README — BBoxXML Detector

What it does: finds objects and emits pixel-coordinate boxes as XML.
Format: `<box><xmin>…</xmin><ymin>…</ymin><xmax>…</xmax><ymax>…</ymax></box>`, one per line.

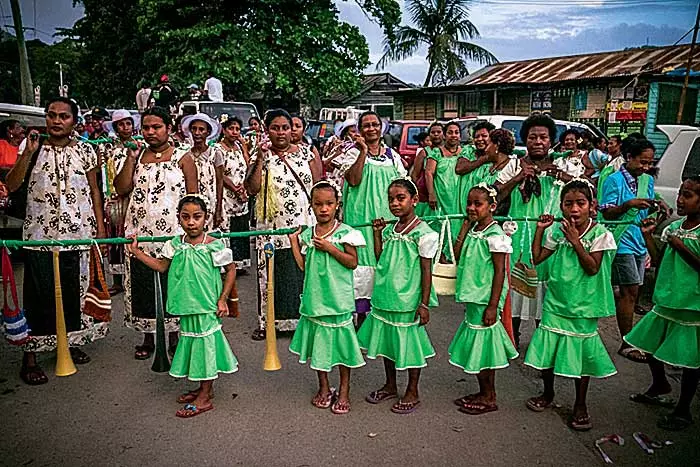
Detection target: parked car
<box><xmin>305</xmin><ymin>120</ymin><xmax>335</xmax><ymax>150</ymax></box>
<box><xmin>178</xmin><ymin>101</ymin><xmax>260</xmax><ymax>128</ymax></box>
<box><xmin>453</xmin><ymin>115</ymin><xmax>605</xmax><ymax>150</ymax></box>
<box><xmin>653</xmin><ymin>124</ymin><xmax>700</xmax><ymax>216</ymax></box>
<box><xmin>386</xmin><ymin>120</ymin><xmax>432</xmax><ymax>169</ymax></box>
<box><xmin>0</xmin><ymin>103</ymin><xmax>46</xmax><ymax>128</ymax></box>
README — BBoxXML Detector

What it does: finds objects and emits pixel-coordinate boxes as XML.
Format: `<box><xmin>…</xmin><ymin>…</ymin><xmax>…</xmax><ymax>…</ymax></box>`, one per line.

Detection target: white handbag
<box><xmin>432</xmin><ymin>219</ymin><xmax>457</xmax><ymax>295</ymax></box>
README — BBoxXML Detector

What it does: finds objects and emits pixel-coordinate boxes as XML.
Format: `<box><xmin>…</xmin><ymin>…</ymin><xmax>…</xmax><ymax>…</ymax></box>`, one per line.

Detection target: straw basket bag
<box><xmin>432</xmin><ymin>219</ymin><xmax>457</xmax><ymax>295</ymax></box>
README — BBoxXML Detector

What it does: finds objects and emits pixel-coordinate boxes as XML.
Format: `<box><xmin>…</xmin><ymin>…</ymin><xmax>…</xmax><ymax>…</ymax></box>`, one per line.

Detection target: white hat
<box><xmin>182</xmin><ymin>112</ymin><xmax>222</xmax><ymax>142</ymax></box>
<box><xmin>103</xmin><ymin>109</ymin><xmax>140</xmax><ymax>134</ymax></box>
<box><xmin>334</xmin><ymin>118</ymin><xmax>357</xmax><ymax>138</ymax></box>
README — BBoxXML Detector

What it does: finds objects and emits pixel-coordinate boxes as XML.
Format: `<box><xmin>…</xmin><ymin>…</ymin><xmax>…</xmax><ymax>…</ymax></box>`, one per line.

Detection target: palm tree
<box><xmin>377</xmin><ymin>0</ymin><xmax>497</xmax><ymax>87</ymax></box>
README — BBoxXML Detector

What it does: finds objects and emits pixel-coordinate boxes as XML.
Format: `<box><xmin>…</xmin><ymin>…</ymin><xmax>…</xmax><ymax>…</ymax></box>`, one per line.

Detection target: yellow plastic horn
<box><xmin>263</xmin><ymin>242</ymin><xmax>281</xmax><ymax>371</ymax></box>
<box><xmin>53</xmin><ymin>251</ymin><xmax>77</xmax><ymax>377</ymax></box>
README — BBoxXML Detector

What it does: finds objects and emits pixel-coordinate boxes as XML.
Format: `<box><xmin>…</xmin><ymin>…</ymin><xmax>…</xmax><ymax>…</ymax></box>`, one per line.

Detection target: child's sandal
<box><xmin>331</xmin><ymin>399</ymin><xmax>350</xmax><ymax>415</ymax></box>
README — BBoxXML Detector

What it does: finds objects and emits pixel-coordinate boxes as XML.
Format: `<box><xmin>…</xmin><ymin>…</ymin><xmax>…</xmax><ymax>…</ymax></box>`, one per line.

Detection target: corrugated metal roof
<box><xmin>326</xmin><ymin>73</ymin><xmax>412</xmax><ymax>103</ymax></box>
<box><xmin>457</xmin><ymin>45</ymin><xmax>699</xmax><ymax>86</ymax></box>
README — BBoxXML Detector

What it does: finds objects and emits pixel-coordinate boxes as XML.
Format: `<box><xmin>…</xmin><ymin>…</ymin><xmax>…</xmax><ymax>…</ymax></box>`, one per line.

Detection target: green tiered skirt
<box><xmin>289</xmin><ymin>314</ymin><xmax>366</xmax><ymax>372</ymax></box>
<box><xmin>169</xmin><ymin>313</ymin><xmax>238</xmax><ymax>381</ymax></box>
<box><xmin>524</xmin><ymin>312</ymin><xmax>616</xmax><ymax>378</ymax></box>
<box><xmin>449</xmin><ymin>304</ymin><xmax>519</xmax><ymax>373</ymax></box>
<box><xmin>625</xmin><ymin>306</ymin><xmax>700</xmax><ymax>369</ymax></box>
<box><xmin>357</xmin><ymin>308</ymin><xmax>435</xmax><ymax>370</ymax></box>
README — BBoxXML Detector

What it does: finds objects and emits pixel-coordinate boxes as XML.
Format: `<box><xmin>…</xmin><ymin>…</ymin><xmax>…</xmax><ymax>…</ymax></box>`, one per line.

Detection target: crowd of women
<box><xmin>1</xmin><ymin>97</ymin><xmax>698</xmax><ymax>429</ymax></box>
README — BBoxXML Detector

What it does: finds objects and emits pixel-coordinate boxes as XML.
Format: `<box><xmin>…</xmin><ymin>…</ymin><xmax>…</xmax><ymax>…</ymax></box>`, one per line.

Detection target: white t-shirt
<box><xmin>204</xmin><ymin>77</ymin><xmax>224</xmax><ymax>102</ymax></box>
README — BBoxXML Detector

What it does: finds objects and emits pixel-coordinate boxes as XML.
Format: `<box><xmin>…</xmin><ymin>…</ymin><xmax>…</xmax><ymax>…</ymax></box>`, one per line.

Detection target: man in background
<box><xmin>150</xmin><ymin>75</ymin><xmax>180</xmax><ymax>113</ymax></box>
<box><xmin>136</xmin><ymin>81</ymin><xmax>151</xmax><ymax>112</ymax></box>
<box><xmin>204</xmin><ymin>72</ymin><xmax>224</xmax><ymax>102</ymax></box>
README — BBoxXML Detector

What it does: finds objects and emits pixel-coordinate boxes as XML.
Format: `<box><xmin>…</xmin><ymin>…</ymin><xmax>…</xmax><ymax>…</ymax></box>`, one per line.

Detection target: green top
<box><xmin>299</xmin><ymin>223</ymin><xmax>366</xmax><ymax>317</ymax></box>
<box><xmin>372</xmin><ymin>221</ymin><xmax>439</xmax><ymax>312</ymax></box>
<box><xmin>542</xmin><ymin>222</ymin><xmax>617</xmax><ymax>319</ymax></box>
<box><xmin>427</xmin><ymin>148</ymin><xmax>463</xmax><ymax>217</ymax></box>
<box><xmin>654</xmin><ymin>218</ymin><xmax>700</xmax><ymax>311</ymax></box>
<box><xmin>456</xmin><ymin>222</ymin><xmax>512</xmax><ymax>309</ymax></box>
<box><xmin>163</xmin><ymin>236</ymin><xmax>233</xmax><ymax>316</ymax></box>
<box><xmin>469</xmin><ymin>157</ymin><xmax>514</xmax><ymax>187</ymax></box>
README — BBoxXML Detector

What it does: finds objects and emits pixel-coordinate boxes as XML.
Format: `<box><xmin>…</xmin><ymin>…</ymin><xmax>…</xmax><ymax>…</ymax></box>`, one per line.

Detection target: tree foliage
<box><xmin>377</xmin><ymin>0</ymin><xmax>497</xmax><ymax>87</ymax></box>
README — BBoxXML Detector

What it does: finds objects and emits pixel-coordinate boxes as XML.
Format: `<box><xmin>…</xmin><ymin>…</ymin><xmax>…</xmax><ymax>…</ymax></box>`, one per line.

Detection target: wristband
<box><xmin>418</xmin><ymin>303</ymin><xmax>429</xmax><ymax>311</ymax></box>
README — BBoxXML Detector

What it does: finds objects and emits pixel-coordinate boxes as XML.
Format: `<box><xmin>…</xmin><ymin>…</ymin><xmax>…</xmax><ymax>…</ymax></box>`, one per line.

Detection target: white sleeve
<box><xmin>590</xmin><ymin>231</ymin><xmax>617</xmax><ymax>252</ymax></box>
<box><xmin>213</xmin><ymin>148</ymin><xmax>224</xmax><ymax>167</ymax></box>
<box><xmin>543</xmin><ymin>228</ymin><xmax>558</xmax><ymax>251</ymax></box>
<box><xmin>391</xmin><ymin>149</ymin><xmax>407</xmax><ymax>176</ymax></box>
<box><xmin>496</xmin><ymin>159</ymin><xmax>521</xmax><ymax>184</ymax></box>
<box><xmin>418</xmin><ymin>231</ymin><xmax>440</xmax><ymax>259</ymax></box>
<box><xmin>487</xmin><ymin>234</ymin><xmax>513</xmax><ymax>254</ymax></box>
<box><xmin>211</xmin><ymin>247</ymin><xmax>233</xmax><ymax>267</ymax></box>
<box><xmin>338</xmin><ymin>147</ymin><xmax>360</xmax><ymax>173</ymax></box>
<box><xmin>337</xmin><ymin>229</ymin><xmax>366</xmax><ymax>247</ymax></box>
<box><xmin>161</xmin><ymin>240</ymin><xmax>176</xmax><ymax>259</ymax></box>
<box><xmin>660</xmin><ymin>225</ymin><xmax>672</xmax><ymax>243</ymax></box>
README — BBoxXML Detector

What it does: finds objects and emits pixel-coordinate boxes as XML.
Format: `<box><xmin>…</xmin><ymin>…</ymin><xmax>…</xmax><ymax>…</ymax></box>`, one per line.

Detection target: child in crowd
<box><xmin>128</xmin><ymin>194</ymin><xmax>238</xmax><ymax>418</ymax></box>
<box><xmin>288</xmin><ymin>180</ymin><xmax>366</xmax><ymax>414</ymax></box>
<box><xmin>626</xmin><ymin>176</ymin><xmax>700</xmax><ymax>431</ymax></box>
<box><xmin>450</xmin><ymin>184</ymin><xmax>518</xmax><ymax>415</ymax></box>
<box><xmin>358</xmin><ymin>178</ymin><xmax>438</xmax><ymax>414</ymax></box>
<box><xmin>524</xmin><ymin>180</ymin><xmax>617</xmax><ymax>431</ymax></box>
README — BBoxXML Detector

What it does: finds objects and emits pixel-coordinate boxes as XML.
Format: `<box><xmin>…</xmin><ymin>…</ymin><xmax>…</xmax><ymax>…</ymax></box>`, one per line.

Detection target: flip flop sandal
<box><xmin>134</xmin><ymin>345</ymin><xmax>155</xmax><ymax>360</ymax></box>
<box><xmin>176</xmin><ymin>390</ymin><xmax>215</xmax><ymax>404</ymax></box>
<box><xmin>20</xmin><ymin>366</ymin><xmax>48</xmax><ymax>386</ymax></box>
<box><xmin>365</xmin><ymin>389</ymin><xmax>398</xmax><ymax>404</ymax></box>
<box><xmin>331</xmin><ymin>400</ymin><xmax>351</xmax><ymax>415</ymax></box>
<box><xmin>251</xmin><ymin>329</ymin><xmax>266</xmax><ymax>341</ymax></box>
<box><xmin>630</xmin><ymin>392</ymin><xmax>676</xmax><ymax>408</ymax></box>
<box><xmin>175</xmin><ymin>403</ymin><xmax>214</xmax><ymax>418</ymax></box>
<box><xmin>391</xmin><ymin>400</ymin><xmax>421</xmax><ymax>414</ymax></box>
<box><xmin>454</xmin><ymin>394</ymin><xmax>480</xmax><ymax>407</ymax></box>
<box><xmin>69</xmin><ymin>348</ymin><xmax>91</xmax><ymax>364</ymax></box>
<box><xmin>526</xmin><ymin>396</ymin><xmax>553</xmax><ymax>412</ymax></box>
<box><xmin>311</xmin><ymin>388</ymin><xmax>336</xmax><ymax>409</ymax></box>
<box><xmin>618</xmin><ymin>347</ymin><xmax>648</xmax><ymax>363</ymax></box>
<box><xmin>657</xmin><ymin>414</ymin><xmax>693</xmax><ymax>431</ymax></box>
<box><xmin>459</xmin><ymin>401</ymin><xmax>498</xmax><ymax>415</ymax></box>
<box><xmin>568</xmin><ymin>415</ymin><xmax>593</xmax><ymax>431</ymax></box>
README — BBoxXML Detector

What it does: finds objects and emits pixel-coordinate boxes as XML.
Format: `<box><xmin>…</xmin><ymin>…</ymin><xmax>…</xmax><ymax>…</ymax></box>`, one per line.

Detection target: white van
<box><xmin>653</xmin><ymin>125</ymin><xmax>700</xmax><ymax>212</ymax></box>
<box><xmin>178</xmin><ymin>101</ymin><xmax>259</xmax><ymax>125</ymax></box>
<box><xmin>0</xmin><ymin>103</ymin><xmax>46</xmax><ymax>128</ymax></box>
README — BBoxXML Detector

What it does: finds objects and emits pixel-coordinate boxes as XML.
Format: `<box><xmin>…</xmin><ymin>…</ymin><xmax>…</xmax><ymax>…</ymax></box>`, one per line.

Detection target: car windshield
<box><xmin>198</xmin><ymin>103</ymin><xmax>258</xmax><ymax>122</ymax></box>
<box><xmin>406</xmin><ymin>126</ymin><xmax>427</xmax><ymax>146</ymax></box>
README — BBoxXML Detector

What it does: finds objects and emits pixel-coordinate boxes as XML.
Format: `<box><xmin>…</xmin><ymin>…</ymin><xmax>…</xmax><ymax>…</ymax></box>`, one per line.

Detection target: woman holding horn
<box><xmin>5</xmin><ymin>97</ymin><xmax>109</xmax><ymax>385</ymax></box>
<box><xmin>114</xmin><ymin>106</ymin><xmax>198</xmax><ymax>360</ymax></box>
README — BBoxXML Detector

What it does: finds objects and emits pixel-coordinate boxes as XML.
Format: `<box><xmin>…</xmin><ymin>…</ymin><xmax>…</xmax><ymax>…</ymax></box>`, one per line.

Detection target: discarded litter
<box><xmin>451</xmin><ymin>426</ymin><xmax>464</xmax><ymax>432</ymax></box>
<box><xmin>368</xmin><ymin>432</ymin><xmax>378</xmax><ymax>438</ymax></box>
<box><xmin>633</xmin><ymin>432</ymin><xmax>672</xmax><ymax>454</ymax></box>
<box><xmin>595</xmin><ymin>434</ymin><xmax>624</xmax><ymax>464</ymax></box>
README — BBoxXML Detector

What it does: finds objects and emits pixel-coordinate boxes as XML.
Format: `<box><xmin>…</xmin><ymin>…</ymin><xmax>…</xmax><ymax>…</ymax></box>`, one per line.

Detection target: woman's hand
<box><xmin>415</xmin><ymin>305</ymin><xmax>430</xmax><ymax>326</ymax></box>
<box><xmin>428</xmin><ymin>193</ymin><xmax>437</xmax><ymax>210</ymax></box>
<box><xmin>641</xmin><ymin>217</ymin><xmax>657</xmax><ymax>235</ymax></box>
<box><xmin>23</xmin><ymin>130</ymin><xmax>40</xmax><ymax>156</ymax></box>
<box><xmin>514</xmin><ymin>164</ymin><xmax>535</xmax><ymax>183</ymax></box>
<box><xmin>537</xmin><ymin>214</ymin><xmax>554</xmax><ymax>230</ymax></box>
<box><xmin>353</xmin><ymin>135</ymin><xmax>367</xmax><ymax>152</ymax></box>
<box><xmin>125</xmin><ymin>235</ymin><xmax>140</xmax><ymax>257</ymax></box>
<box><xmin>483</xmin><ymin>305</ymin><xmax>497</xmax><ymax>326</ymax></box>
<box><xmin>216</xmin><ymin>298</ymin><xmax>228</xmax><ymax>317</ymax></box>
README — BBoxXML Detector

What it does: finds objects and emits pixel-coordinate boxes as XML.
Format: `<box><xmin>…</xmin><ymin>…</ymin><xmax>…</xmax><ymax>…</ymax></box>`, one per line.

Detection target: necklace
<box><xmin>183</xmin><ymin>233</ymin><xmax>207</xmax><ymax>245</ymax></box>
<box><xmin>474</xmin><ymin>220</ymin><xmax>497</xmax><ymax>233</ymax></box>
<box><xmin>394</xmin><ymin>215</ymin><xmax>420</xmax><ymax>235</ymax></box>
<box><xmin>577</xmin><ymin>218</ymin><xmax>594</xmax><ymax>239</ymax></box>
<box><xmin>445</xmin><ymin>145</ymin><xmax>460</xmax><ymax>155</ymax></box>
<box><xmin>152</xmin><ymin>143</ymin><xmax>171</xmax><ymax>160</ymax></box>
<box><xmin>367</xmin><ymin>144</ymin><xmax>382</xmax><ymax>157</ymax></box>
<box><xmin>314</xmin><ymin>220</ymin><xmax>339</xmax><ymax>239</ymax></box>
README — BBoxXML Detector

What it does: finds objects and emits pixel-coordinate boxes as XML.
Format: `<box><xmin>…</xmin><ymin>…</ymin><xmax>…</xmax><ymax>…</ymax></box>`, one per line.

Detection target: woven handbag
<box><xmin>1</xmin><ymin>248</ymin><xmax>31</xmax><ymax>345</ymax></box>
<box><xmin>432</xmin><ymin>219</ymin><xmax>457</xmax><ymax>295</ymax></box>
<box><xmin>83</xmin><ymin>245</ymin><xmax>112</xmax><ymax>322</ymax></box>
<box><xmin>509</xmin><ymin>220</ymin><xmax>539</xmax><ymax>299</ymax></box>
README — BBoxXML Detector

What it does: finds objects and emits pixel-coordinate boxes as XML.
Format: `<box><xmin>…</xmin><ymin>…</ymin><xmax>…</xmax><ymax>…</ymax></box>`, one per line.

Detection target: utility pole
<box><xmin>677</xmin><ymin>2</ymin><xmax>700</xmax><ymax>124</ymax></box>
<box><xmin>9</xmin><ymin>0</ymin><xmax>34</xmax><ymax>105</ymax></box>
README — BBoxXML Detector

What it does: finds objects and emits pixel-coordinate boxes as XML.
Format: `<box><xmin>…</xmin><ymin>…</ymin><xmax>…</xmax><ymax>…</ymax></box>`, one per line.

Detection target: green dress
<box><xmin>357</xmin><ymin>220</ymin><xmax>438</xmax><ymax>370</ymax></box>
<box><xmin>428</xmin><ymin>148</ymin><xmax>463</xmax><ymax>256</ymax></box>
<box><xmin>524</xmin><ymin>223</ymin><xmax>617</xmax><ymax>378</ymax></box>
<box><xmin>449</xmin><ymin>222</ymin><xmax>519</xmax><ymax>373</ymax></box>
<box><xmin>289</xmin><ymin>224</ymin><xmax>367</xmax><ymax>372</ymax></box>
<box><xmin>457</xmin><ymin>145</ymin><xmax>479</xmax><ymax>212</ymax></box>
<box><xmin>625</xmin><ymin>219</ymin><xmax>700</xmax><ymax>368</ymax></box>
<box><xmin>163</xmin><ymin>236</ymin><xmax>238</xmax><ymax>381</ymax></box>
<box><xmin>469</xmin><ymin>157</ymin><xmax>513</xmax><ymax>187</ymax></box>
<box><xmin>343</xmin><ymin>147</ymin><xmax>405</xmax><ymax>302</ymax></box>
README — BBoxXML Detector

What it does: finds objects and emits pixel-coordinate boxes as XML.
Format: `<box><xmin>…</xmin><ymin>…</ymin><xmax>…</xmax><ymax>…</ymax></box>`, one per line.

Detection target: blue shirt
<box><xmin>588</xmin><ymin>149</ymin><xmax>610</xmax><ymax>178</ymax></box>
<box><xmin>600</xmin><ymin>167</ymin><xmax>654</xmax><ymax>256</ymax></box>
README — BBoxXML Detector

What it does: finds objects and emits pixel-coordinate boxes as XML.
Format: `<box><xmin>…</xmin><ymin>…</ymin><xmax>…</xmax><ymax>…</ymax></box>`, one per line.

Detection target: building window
<box><xmin>464</xmin><ymin>91</ymin><xmax>478</xmax><ymax>111</ymax></box>
<box><xmin>443</xmin><ymin>94</ymin><xmax>458</xmax><ymax>112</ymax></box>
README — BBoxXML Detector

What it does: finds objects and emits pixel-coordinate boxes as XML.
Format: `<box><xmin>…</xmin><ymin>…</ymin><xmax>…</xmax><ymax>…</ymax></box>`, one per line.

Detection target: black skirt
<box><xmin>229</xmin><ymin>213</ymin><xmax>251</xmax><ymax>264</ymax></box>
<box><xmin>129</xmin><ymin>258</ymin><xmax>173</xmax><ymax>319</ymax></box>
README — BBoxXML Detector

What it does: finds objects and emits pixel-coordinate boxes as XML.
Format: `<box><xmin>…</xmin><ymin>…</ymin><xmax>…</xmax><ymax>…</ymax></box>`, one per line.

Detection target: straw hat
<box><xmin>182</xmin><ymin>112</ymin><xmax>222</xmax><ymax>142</ymax></box>
<box><xmin>103</xmin><ymin>109</ymin><xmax>140</xmax><ymax>134</ymax></box>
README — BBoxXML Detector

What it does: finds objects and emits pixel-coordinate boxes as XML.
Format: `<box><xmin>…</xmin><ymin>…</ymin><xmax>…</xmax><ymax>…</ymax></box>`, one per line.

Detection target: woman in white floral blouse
<box><xmin>245</xmin><ymin>109</ymin><xmax>321</xmax><ymax>340</ymax></box>
<box><xmin>214</xmin><ymin>116</ymin><xmax>251</xmax><ymax>268</ymax></box>
<box><xmin>6</xmin><ymin>97</ymin><xmax>108</xmax><ymax>385</ymax></box>
<box><xmin>114</xmin><ymin>107</ymin><xmax>198</xmax><ymax>360</ymax></box>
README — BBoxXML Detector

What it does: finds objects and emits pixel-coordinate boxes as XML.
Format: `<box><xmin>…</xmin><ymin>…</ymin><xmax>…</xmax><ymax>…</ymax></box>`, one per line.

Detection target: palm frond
<box><xmin>454</xmin><ymin>41</ymin><xmax>498</xmax><ymax>65</ymax></box>
<box><xmin>376</xmin><ymin>26</ymin><xmax>426</xmax><ymax>70</ymax></box>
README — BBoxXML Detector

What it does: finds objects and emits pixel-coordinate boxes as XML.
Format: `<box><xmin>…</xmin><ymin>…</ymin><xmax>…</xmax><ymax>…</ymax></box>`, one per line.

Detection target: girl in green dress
<box><xmin>358</xmin><ymin>179</ymin><xmax>438</xmax><ymax>414</ymax></box>
<box><xmin>128</xmin><ymin>195</ymin><xmax>238</xmax><ymax>419</ymax></box>
<box><xmin>626</xmin><ymin>177</ymin><xmax>700</xmax><ymax>431</ymax></box>
<box><xmin>450</xmin><ymin>184</ymin><xmax>518</xmax><ymax>415</ymax></box>
<box><xmin>524</xmin><ymin>180</ymin><xmax>617</xmax><ymax>431</ymax></box>
<box><xmin>288</xmin><ymin>180</ymin><xmax>366</xmax><ymax>415</ymax></box>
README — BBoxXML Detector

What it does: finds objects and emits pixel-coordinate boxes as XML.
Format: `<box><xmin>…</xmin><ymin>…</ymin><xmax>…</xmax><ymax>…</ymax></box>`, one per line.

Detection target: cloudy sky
<box><xmin>2</xmin><ymin>0</ymin><xmax>697</xmax><ymax>85</ymax></box>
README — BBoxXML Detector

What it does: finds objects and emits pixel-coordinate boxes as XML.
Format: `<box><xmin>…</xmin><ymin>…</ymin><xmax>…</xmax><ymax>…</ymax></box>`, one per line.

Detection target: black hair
<box><xmin>593</xmin><ymin>136</ymin><xmax>607</xmax><ymax>148</ymax></box>
<box><xmin>561</xmin><ymin>180</ymin><xmax>594</xmax><ymax>204</ymax></box>
<box><xmin>627</xmin><ymin>138</ymin><xmax>655</xmax><ymax>159</ymax></box>
<box><xmin>469</xmin><ymin>184</ymin><xmax>498</xmax><ymax>205</ymax></box>
<box><xmin>221</xmin><ymin>116</ymin><xmax>243</xmax><ymax>130</ymax></box>
<box><xmin>414</xmin><ymin>131</ymin><xmax>429</xmax><ymax>144</ymax></box>
<box><xmin>45</xmin><ymin>97</ymin><xmax>79</xmax><ymax>121</ymax></box>
<box><xmin>311</xmin><ymin>180</ymin><xmax>340</xmax><ymax>202</ymax></box>
<box><xmin>388</xmin><ymin>178</ymin><xmax>418</xmax><ymax>197</ymax></box>
<box><xmin>178</xmin><ymin>195</ymin><xmax>208</xmax><ymax>214</ymax></box>
<box><xmin>428</xmin><ymin>121</ymin><xmax>443</xmax><ymax>133</ymax></box>
<box><xmin>489</xmin><ymin>128</ymin><xmax>515</xmax><ymax>155</ymax></box>
<box><xmin>248</xmin><ymin>116</ymin><xmax>262</xmax><ymax>126</ymax></box>
<box><xmin>682</xmin><ymin>175</ymin><xmax>700</xmax><ymax>194</ymax></box>
<box><xmin>472</xmin><ymin>121</ymin><xmax>496</xmax><ymax>135</ymax></box>
<box><xmin>0</xmin><ymin>119</ymin><xmax>20</xmax><ymax>140</ymax></box>
<box><xmin>142</xmin><ymin>106</ymin><xmax>173</xmax><ymax>127</ymax></box>
<box><xmin>358</xmin><ymin>110</ymin><xmax>381</xmax><ymax>130</ymax></box>
<box><xmin>559</xmin><ymin>128</ymin><xmax>579</xmax><ymax>145</ymax></box>
<box><xmin>520</xmin><ymin>114</ymin><xmax>557</xmax><ymax>144</ymax></box>
<box><xmin>443</xmin><ymin>121</ymin><xmax>461</xmax><ymax>134</ymax></box>
<box><xmin>609</xmin><ymin>135</ymin><xmax>622</xmax><ymax>146</ymax></box>
<box><xmin>621</xmin><ymin>133</ymin><xmax>644</xmax><ymax>156</ymax></box>
<box><xmin>263</xmin><ymin>108</ymin><xmax>292</xmax><ymax>129</ymax></box>
<box><xmin>340</xmin><ymin>124</ymin><xmax>355</xmax><ymax>139</ymax></box>
<box><xmin>291</xmin><ymin>113</ymin><xmax>307</xmax><ymax>130</ymax></box>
